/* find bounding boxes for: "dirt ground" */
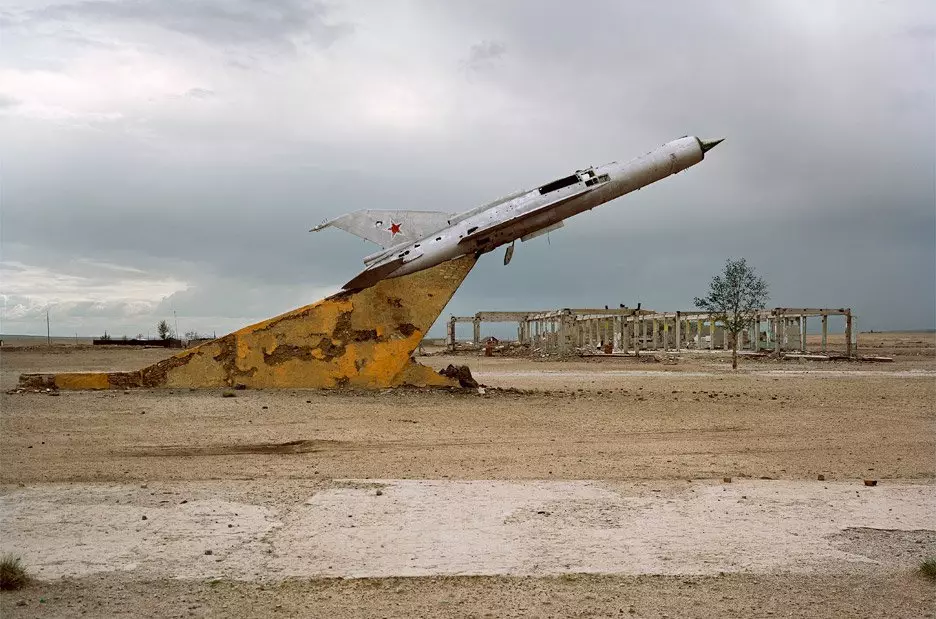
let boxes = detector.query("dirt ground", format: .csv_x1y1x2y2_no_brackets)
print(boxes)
1,332,934,617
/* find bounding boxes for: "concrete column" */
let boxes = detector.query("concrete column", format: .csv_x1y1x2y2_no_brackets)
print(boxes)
709,320,715,350
821,315,828,352
723,322,730,350
642,318,648,350
800,316,807,352
774,313,782,354
674,313,681,352
651,319,658,349
695,319,702,349
448,317,456,351
558,311,574,356
845,312,853,357
472,318,481,346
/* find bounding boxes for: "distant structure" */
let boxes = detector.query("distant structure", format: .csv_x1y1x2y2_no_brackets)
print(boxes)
92,338,183,348
449,307,857,357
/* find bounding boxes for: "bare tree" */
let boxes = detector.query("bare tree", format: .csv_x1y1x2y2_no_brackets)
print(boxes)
157,320,171,340
694,258,769,369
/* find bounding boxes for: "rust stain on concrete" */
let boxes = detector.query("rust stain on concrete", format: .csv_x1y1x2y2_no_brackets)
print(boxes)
19,256,476,391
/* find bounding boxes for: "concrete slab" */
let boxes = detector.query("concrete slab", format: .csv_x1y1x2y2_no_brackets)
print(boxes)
2,480,933,581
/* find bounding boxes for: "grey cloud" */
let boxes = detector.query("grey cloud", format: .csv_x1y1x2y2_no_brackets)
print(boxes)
463,40,506,72
905,23,936,39
0,94,21,108
184,87,215,99
24,0,352,51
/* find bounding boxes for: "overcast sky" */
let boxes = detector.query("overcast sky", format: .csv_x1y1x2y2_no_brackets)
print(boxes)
2,0,934,338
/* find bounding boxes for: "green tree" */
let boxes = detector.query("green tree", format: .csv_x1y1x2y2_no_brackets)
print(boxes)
694,258,769,370
157,319,171,340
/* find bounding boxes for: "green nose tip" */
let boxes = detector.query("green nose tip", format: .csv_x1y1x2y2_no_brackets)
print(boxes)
700,138,725,153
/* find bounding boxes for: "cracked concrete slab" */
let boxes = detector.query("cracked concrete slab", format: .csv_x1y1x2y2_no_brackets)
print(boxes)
2,479,933,581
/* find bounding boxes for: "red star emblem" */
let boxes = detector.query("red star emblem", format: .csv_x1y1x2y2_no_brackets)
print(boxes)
388,221,402,236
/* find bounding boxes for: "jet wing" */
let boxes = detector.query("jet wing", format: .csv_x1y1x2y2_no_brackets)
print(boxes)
312,210,454,248
457,186,596,247
342,257,406,291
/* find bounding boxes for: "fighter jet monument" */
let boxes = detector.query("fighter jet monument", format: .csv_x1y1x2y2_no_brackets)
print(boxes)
20,135,722,391
313,135,723,290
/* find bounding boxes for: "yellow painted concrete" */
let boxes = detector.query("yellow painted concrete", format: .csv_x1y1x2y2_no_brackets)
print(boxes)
53,373,112,390
30,256,476,390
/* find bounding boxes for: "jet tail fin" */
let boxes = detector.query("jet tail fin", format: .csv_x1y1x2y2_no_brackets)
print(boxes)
312,210,454,248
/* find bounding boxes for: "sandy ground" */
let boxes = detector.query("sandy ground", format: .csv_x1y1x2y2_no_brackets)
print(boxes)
1,332,934,617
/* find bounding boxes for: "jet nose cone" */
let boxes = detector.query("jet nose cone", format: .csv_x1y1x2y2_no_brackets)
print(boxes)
699,138,724,153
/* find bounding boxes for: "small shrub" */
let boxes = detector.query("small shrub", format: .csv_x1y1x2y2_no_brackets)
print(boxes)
222,390,236,398
921,557,936,580
0,554,29,590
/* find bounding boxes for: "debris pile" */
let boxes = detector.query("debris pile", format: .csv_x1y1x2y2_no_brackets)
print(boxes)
437,364,479,389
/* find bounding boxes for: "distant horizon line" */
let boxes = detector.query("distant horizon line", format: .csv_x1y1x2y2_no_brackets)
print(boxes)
3,328,936,340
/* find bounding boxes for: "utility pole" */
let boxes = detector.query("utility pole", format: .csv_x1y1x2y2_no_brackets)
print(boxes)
173,310,179,341
46,308,51,348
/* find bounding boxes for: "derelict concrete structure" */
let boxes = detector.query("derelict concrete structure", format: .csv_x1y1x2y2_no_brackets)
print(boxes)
20,256,476,391
449,307,858,357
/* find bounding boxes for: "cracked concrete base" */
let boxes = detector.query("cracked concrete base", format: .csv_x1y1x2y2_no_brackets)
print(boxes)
2,479,933,581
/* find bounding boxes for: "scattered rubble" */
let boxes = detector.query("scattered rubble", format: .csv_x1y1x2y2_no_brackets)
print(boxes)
437,364,479,389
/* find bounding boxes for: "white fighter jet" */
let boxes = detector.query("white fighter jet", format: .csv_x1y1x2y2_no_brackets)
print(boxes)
312,135,723,290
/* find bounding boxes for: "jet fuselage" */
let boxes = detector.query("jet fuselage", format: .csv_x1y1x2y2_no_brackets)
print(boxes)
314,135,722,290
